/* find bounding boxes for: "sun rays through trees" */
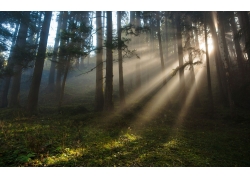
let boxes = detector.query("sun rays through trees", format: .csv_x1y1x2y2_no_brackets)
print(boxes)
0,11,250,167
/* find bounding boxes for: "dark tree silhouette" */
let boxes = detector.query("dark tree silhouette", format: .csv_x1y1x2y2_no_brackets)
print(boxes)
95,11,104,111
104,11,114,111
27,11,52,114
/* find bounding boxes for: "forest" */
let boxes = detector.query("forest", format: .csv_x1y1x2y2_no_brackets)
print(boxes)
0,11,250,167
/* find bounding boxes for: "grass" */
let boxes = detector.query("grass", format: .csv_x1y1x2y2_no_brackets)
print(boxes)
0,105,249,167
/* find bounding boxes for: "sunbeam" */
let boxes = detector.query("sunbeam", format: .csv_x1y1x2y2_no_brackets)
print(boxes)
175,64,206,126
130,73,180,128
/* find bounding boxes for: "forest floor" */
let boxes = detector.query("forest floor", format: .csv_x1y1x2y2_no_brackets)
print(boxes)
0,103,250,167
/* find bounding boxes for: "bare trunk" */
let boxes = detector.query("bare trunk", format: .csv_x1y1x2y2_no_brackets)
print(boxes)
117,11,125,107
239,11,250,64
48,12,63,91
208,12,228,105
95,11,104,111
218,12,231,72
217,11,234,116
156,12,166,85
195,22,200,49
104,11,113,111
204,12,214,114
58,56,70,108
229,12,246,82
176,13,186,105
56,11,68,98
164,12,169,62
9,11,30,108
1,22,20,108
135,11,141,88
185,15,201,107
27,11,52,114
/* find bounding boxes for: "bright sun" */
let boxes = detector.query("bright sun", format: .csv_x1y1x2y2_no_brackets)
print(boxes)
200,36,214,54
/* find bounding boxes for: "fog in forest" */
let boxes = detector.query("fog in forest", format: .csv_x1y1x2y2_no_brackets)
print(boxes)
0,11,250,168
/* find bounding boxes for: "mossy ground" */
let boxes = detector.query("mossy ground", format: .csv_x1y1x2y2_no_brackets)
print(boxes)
0,104,249,167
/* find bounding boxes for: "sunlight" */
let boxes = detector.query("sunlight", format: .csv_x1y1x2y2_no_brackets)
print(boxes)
31,147,86,166
130,73,180,128
175,64,205,126
212,11,218,32
163,139,178,148
103,133,139,150
199,36,214,54
124,59,177,107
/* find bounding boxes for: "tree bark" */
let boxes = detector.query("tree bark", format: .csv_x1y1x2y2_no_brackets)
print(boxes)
135,11,141,88
204,12,214,114
208,11,228,105
104,11,114,111
1,21,20,108
58,56,70,108
56,11,68,98
95,11,104,111
117,11,125,107
239,11,250,64
217,11,234,116
185,15,201,107
218,12,231,72
8,11,30,108
176,13,186,105
229,11,246,82
194,22,200,49
48,12,63,91
164,12,169,62
27,11,52,114
156,12,166,85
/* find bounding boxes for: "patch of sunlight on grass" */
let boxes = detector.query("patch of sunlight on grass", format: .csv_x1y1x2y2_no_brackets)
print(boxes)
163,139,178,149
103,132,140,150
103,140,124,149
40,147,86,166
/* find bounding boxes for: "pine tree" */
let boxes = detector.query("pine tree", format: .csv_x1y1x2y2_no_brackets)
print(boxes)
27,11,52,114
104,11,114,111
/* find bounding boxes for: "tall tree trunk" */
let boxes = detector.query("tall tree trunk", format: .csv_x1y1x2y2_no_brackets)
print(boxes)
239,11,250,64
156,12,166,85
27,11,52,114
129,11,135,90
58,11,76,109
104,11,114,111
208,11,228,105
102,11,106,69
29,12,43,76
58,56,70,108
35,12,43,51
117,11,125,107
95,11,104,111
194,22,200,49
185,15,201,107
1,21,20,108
164,12,169,62
135,11,141,88
229,11,246,82
56,11,68,98
173,17,178,63
48,12,63,91
204,12,214,114
217,11,234,116
176,13,186,105
9,11,30,108
218,12,231,72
